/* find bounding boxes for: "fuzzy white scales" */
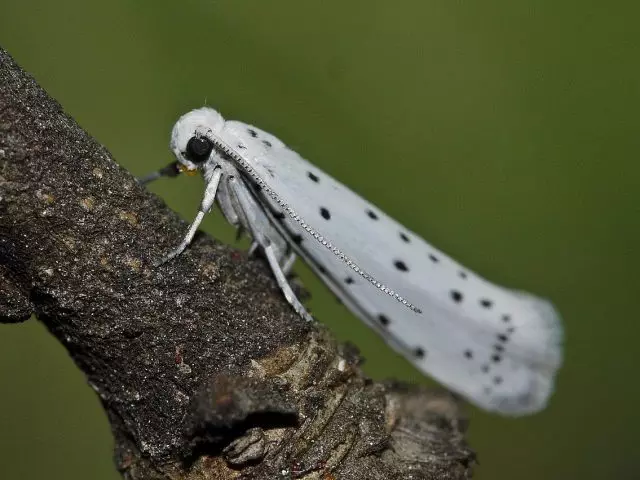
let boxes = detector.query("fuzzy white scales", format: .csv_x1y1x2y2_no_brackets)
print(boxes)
141,107,563,415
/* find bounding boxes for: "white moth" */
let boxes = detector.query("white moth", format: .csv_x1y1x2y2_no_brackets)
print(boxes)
142,107,563,415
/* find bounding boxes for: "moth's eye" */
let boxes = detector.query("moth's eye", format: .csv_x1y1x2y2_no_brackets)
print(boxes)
185,136,214,163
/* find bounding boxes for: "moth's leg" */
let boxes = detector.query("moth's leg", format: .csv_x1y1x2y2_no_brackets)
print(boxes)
138,161,181,186
155,167,223,266
247,240,259,258
247,241,295,273
227,177,313,322
282,252,297,276
262,242,313,322
247,243,296,275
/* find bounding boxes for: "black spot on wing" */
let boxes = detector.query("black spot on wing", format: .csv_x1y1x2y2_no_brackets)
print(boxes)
262,140,272,147
400,232,410,243
345,277,355,285
247,128,258,138
480,298,493,309
428,253,439,263
308,172,319,182
394,260,408,272
450,290,463,303
378,314,390,326
414,347,426,359
366,209,378,220
320,207,331,220
464,349,473,359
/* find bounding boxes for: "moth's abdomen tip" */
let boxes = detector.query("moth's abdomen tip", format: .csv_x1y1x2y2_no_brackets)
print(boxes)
492,368,559,416
518,291,564,368
458,291,564,416
501,296,563,416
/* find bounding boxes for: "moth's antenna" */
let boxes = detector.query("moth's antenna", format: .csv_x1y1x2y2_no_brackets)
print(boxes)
210,137,422,314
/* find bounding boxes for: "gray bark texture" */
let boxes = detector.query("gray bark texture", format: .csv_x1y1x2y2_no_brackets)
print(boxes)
0,47,475,479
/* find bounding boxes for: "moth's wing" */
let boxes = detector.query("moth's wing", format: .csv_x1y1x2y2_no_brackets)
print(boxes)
221,120,563,415
305,249,560,415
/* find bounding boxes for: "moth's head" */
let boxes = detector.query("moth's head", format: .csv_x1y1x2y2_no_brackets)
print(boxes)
170,107,225,173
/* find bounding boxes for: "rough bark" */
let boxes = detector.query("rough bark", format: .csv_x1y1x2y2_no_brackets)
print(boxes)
0,47,474,479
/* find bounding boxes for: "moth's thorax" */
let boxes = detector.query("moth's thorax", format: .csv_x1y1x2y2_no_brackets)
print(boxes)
170,107,225,171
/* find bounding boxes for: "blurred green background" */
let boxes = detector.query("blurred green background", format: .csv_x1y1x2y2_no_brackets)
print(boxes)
1,1,638,479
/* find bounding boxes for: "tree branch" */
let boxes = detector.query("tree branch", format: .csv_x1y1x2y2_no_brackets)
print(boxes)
0,47,474,479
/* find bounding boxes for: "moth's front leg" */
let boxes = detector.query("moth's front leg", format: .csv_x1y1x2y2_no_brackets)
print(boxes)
155,167,223,266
